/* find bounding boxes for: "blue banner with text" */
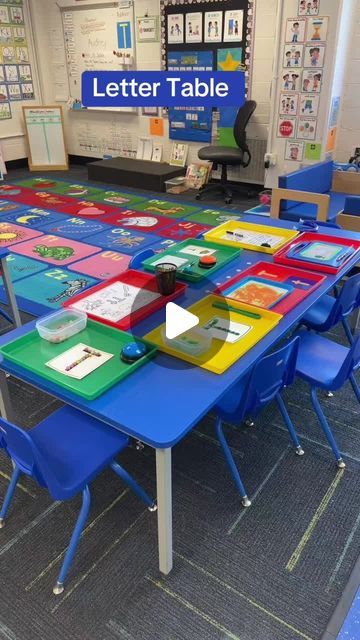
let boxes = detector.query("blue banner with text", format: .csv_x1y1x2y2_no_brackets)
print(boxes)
82,71,245,108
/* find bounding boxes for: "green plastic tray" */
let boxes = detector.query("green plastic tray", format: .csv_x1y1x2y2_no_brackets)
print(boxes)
0,320,157,400
142,239,242,282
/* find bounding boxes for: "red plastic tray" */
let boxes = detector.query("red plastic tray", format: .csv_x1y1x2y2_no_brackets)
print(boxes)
63,269,187,330
274,232,360,274
215,261,326,315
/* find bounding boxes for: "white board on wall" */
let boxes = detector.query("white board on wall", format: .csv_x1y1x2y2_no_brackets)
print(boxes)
23,106,68,170
61,1,136,113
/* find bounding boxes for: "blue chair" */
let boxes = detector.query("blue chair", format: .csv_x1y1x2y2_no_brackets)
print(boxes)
300,273,360,345
214,337,304,508
294,330,360,468
0,406,156,595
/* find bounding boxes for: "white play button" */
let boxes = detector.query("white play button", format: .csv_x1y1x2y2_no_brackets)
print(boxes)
165,302,199,340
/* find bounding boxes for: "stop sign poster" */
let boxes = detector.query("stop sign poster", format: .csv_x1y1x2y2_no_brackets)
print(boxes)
277,115,296,138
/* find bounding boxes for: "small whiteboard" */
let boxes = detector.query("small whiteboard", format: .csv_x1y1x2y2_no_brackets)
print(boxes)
22,106,68,171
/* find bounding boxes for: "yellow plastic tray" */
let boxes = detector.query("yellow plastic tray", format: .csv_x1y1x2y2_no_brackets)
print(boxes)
145,295,282,374
204,221,299,254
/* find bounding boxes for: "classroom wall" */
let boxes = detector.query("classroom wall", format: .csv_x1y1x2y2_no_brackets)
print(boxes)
335,0,360,161
1,0,278,184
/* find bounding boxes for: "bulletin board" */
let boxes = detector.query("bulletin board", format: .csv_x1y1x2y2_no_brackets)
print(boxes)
60,1,136,113
22,106,68,171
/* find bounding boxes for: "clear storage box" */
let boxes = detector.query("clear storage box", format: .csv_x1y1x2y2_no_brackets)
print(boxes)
36,309,87,344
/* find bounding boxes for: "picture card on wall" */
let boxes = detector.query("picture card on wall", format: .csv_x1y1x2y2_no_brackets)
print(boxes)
223,10,243,42
185,13,202,43
307,16,329,42
84,227,160,255
285,18,306,43
204,11,223,43
297,117,317,140
283,45,304,68
300,93,320,116
4,64,18,82
285,141,304,162
0,67,4,83
7,83,21,100
302,69,322,92
0,102,10,119
0,84,7,100
279,93,299,116
1,46,16,64
12,234,101,265
18,64,32,82
167,14,184,43
304,44,325,68
304,142,322,161
0,222,43,247
298,0,319,15
281,71,301,92
277,115,296,139
68,251,131,281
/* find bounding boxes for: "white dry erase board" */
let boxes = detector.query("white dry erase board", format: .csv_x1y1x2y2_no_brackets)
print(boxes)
60,1,136,113
22,106,68,171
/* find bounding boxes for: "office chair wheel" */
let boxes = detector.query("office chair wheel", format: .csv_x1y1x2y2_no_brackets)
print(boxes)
295,446,305,456
225,197,232,205
53,582,64,596
326,391,334,398
195,193,201,200
245,419,255,427
148,500,158,512
337,458,346,469
242,496,252,508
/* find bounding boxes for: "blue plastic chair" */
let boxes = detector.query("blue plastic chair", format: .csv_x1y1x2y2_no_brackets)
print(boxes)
0,406,156,595
214,337,304,508
300,273,360,344
294,330,360,468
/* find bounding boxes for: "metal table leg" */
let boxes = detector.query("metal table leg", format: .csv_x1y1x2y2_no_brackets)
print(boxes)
155,447,173,574
0,370,14,422
1,257,21,328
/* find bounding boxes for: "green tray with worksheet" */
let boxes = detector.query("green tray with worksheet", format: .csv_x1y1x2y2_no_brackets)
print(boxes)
0,319,157,400
142,239,242,282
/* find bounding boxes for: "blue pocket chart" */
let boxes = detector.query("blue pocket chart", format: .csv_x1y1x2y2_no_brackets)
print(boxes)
13,267,99,312
2,207,66,229
39,217,110,240
85,227,161,255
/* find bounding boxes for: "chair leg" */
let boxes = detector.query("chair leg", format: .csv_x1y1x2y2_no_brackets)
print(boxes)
110,461,157,512
350,374,360,403
310,387,345,468
53,485,91,596
342,317,354,345
275,393,304,456
0,465,21,527
214,416,251,507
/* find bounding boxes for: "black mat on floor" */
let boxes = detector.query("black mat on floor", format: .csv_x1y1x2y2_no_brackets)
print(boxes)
0,168,359,640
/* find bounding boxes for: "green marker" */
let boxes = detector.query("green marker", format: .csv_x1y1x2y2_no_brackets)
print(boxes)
212,301,261,320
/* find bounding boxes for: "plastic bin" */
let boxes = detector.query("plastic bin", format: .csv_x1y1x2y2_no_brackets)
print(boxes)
36,309,87,344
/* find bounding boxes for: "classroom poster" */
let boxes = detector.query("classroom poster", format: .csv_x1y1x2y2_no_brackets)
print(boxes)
136,16,159,43
279,93,299,116
304,142,322,160
167,14,184,43
223,10,243,42
281,71,301,92
283,45,304,68
300,93,319,116
297,117,317,140
204,11,222,43
277,115,296,139
285,18,306,43
0,101,11,119
284,140,304,161
298,0,319,16
304,44,325,68
185,13,202,43
301,69,322,92
167,51,213,143
307,17,329,42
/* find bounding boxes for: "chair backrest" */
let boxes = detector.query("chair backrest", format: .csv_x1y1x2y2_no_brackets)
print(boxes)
333,334,360,389
0,418,59,494
337,273,360,319
216,337,299,423
233,100,257,163
270,187,330,222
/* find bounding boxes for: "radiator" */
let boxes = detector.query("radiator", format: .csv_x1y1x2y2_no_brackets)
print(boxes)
212,138,267,185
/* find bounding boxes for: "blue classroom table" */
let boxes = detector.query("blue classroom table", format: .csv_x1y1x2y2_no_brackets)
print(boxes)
0,216,359,575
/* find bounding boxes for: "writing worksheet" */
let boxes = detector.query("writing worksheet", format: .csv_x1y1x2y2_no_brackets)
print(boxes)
178,245,217,257
151,254,188,268
223,229,285,248
71,282,160,322
46,343,113,379
202,316,252,343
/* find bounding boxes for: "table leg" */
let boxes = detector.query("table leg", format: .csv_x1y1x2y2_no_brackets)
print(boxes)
155,447,173,575
1,257,21,328
0,370,14,422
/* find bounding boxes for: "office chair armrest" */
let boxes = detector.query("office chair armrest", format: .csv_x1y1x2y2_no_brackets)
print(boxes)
242,149,251,169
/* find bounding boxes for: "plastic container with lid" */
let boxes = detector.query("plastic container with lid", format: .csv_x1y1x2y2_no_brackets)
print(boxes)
36,309,87,344
161,326,212,356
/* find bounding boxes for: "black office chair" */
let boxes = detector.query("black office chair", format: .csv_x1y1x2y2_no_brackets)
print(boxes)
196,100,257,205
